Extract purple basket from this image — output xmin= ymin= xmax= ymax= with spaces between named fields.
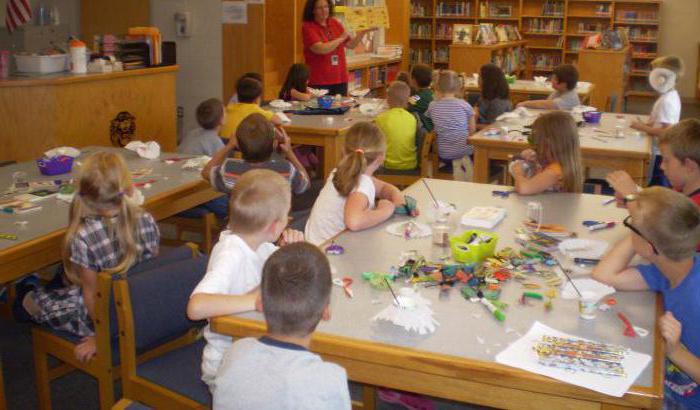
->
xmin=582 ymin=111 xmax=602 ymax=124
xmin=37 ymin=155 xmax=74 ymax=176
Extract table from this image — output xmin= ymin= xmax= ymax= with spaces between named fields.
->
xmin=464 ymin=80 xmax=594 ymax=106
xmin=212 ymin=179 xmax=663 ymax=409
xmin=470 ymin=110 xmax=653 ymax=185
xmin=0 ymin=66 xmax=177 ymax=163
xmin=268 ymin=101 xmax=384 ymax=178
xmin=0 ymin=147 xmax=221 ymax=285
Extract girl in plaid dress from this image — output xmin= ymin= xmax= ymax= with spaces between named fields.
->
xmin=18 ymin=152 xmax=160 ymax=362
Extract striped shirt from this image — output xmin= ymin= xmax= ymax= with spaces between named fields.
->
xmin=210 ymin=157 xmax=309 ymax=195
xmin=426 ymin=98 xmax=474 ymax=160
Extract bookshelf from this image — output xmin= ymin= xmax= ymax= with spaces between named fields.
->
xmin=449 ymin=40 xmax=527 ymax=76
xmin=578 ymin=46 xmax=629 ymax=111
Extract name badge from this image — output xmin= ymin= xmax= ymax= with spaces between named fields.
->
xmin=331 ymin=54 xmax=339 ymax=66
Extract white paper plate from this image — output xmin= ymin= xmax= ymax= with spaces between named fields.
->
xmin=269 ymin=99 xmax=292 ymax=109
xmin=308 ymin=88 xmax=329 ymax=97
xmin=558 ymin=239 xmax=609 ymax=259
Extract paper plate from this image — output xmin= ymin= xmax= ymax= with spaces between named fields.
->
xmin=350 ymin=88 xmax=370 ymax=98
xmin=308 ymin=88 xmax=329 ymax=97
xmin=558 ymin=239 xmax=609 ymax=260
xmin=359 ymin=102 xmax=383 ymax=116
xmin=269 ymin=99 xmax=292 ymax=109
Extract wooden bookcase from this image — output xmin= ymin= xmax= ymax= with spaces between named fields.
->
xmin=578 ymin=46 xmax=629 ymax=111
xmin=449 ymin=40 xmax=527 ymax=76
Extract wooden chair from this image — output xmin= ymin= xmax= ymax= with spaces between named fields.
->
xmin=161 ymin=212 xmax=221 ymax=254
xmin=32 ymin=245 xmax=201 ymax=410
xmin=111 ymin=399 xmax=152 ymax=410
xmin=430 ymin=137 xmax=455 ymax=181
xmin=113 ymin=252 xmax=210 ymax=409
xmin=376 ymin=132 xmax=435 ymax=188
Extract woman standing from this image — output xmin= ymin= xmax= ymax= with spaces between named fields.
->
xmin=302 ymin=0 xmax=374 ymax=96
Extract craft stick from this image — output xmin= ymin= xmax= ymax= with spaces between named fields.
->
xmin=552 ymin=257 xmax=582 ymax=298
xmin=385 ymin=278 xmax=402 ymax=308
xmin=422 ymin=179 xmax=439 ymax=208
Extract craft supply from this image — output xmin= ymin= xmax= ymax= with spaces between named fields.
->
xmin=477 ymin=290 xmax=506 ymax=322
xmin=0 ymin=233 xmax=18 ymax=241
xmin=551 ymin=256 xmax=582 ymax=298
xmin=394 ymin=195 xmax=418 ymax=215
xmin=422 ymin=179 xmax=439 ymax=208
xmin=617 ymin=312 xmax=638 ymax=337
xmin=602 ymin=197 xmax=617 ymax=206
xmin=579 ymin=291 xmax=598 ymax=320
xmin=587 ymin=221 xmax=615 ymax=231
xmin=333 ymin=277 xmax=354 ymax=298
xmin=385 ymin=278 xmax=401 ymax=308
xmin=461 ymin=207 xmax=506 ymax=229
xmin=386 ymin=221 xmax=431 ymax=239
xmin=526 ymin=201 xmax=543 ymax=230
xmin=492 ymin=190 xmax=513 ymax=198
xmin=574 ymin=258 xmax=600 ymax=266
xmin=372 ymin=287 xmax=438 ymax=335
xmin=12 ymin=171 xmax=29 ymax=192
xmin=325 ymin=242 xmax=344 ymax=255
xmin=431 ymin=218 xmax=450 ymax=247
xmin=534 ymin=335 xmax=627 ymax=377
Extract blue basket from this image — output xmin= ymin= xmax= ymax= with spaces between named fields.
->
xmin=37 ymin=155 xmax=74 ymax=176
xmin=318 ymin=95 xmax=334 ymax=109
xmin=582 ymin=111 xmax=602 ymax=124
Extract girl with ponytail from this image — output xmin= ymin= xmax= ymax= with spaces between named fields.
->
xmin=305 ymin=122 xmax=415 ymax=245
xmin=18 ymin=152 xmax=160 ymax=363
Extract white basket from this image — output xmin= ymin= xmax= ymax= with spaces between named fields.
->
xmin=15 ymin=54 xmax=67 ymax=74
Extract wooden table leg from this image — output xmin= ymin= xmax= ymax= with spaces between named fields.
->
xmin=322 ymin=133 xmax=346 ymax=179
xmin=473 ymin=147 xmax=490 ymax=184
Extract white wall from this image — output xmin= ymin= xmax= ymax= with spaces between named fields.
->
xmin=0 ymin=0 xmax=80 ymax=35
xmin=150 ymin=0 xmax=223 ymax=139
xmin=656 ymin=0 xmax=699 ymax=99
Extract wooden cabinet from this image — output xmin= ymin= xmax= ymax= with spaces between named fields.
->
xmin=449 ymin=40 xmax=527 ymax=76
xmin=578 ymin=47 xmax=629 ymax=111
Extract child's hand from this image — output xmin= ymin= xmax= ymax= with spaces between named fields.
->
xmin=74 ymin=336 xmax=97 ymax=363
xmin=659 ymin=311 xmax=682 ymax=355
xmin=276 ymin=127 xmax=292 ymax=153
xmin=377 ymin=199 xmax=395 ymax=215
xmin=279 ymin=228 xmax=304 ymax=245
xmin=606 ymin=171 xmax=638 ymax=197
xmin=521 ymin=148 xmax=537 ymax=162
xmin=630 ymin=118 xmax=646 ymax=132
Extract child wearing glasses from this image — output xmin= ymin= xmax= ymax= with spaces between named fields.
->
xmin=592 ymin=187 xmax=700 ymax=409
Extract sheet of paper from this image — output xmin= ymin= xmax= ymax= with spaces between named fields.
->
xmin=222 ymin=1 xmax=247 ymax=24
xmin=495 ymin=321 xmax=651 ymax=397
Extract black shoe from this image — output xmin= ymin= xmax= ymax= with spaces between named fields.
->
xmin=12 ymin=282 xmax=37 ymax=323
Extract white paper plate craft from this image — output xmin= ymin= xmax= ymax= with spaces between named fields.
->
xmin=372 ymin=287 xmax=439 ymax=335
xmin=269 ymin=99 xmax=292 ymax=109
xmin=308 ymin=87 xmax=329 ymax=97
xmin=350 ymin=88 xmax=370 ymax=98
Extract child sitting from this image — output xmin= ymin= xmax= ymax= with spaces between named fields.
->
xmin=591 ymin=187 xmax=700 ymax=410
xmin=214 ymin=242 xmax=350 ymax=409
xmin=221 ymin=76 xmax=282 ymax=139
xmin=517 ymin=64 xmax=580 ymax=111
xmin=203 ymin=113 xmax=309 ymax=195
xmin=511 ymin=111 xmax=583 ymax=194
xmin=187 ymin=169 xmax=304 ymax=392
xmin=228 ymin=72 xmax=263 ymax=105
xmin=16 ymin=152 xmax=159 ymax=363
xmin=279 ymin=63 xmax=313 ymax=102
xmin=375 ymin=81 xmax=424 ymax=171
xmin=630 ymin=56 xmax=683 ymax=137
xmin=177 ymin=98 xmax=229 ymax=219
xmin=305 ymin=122 xmax=416 ymax=245
xmin=425 ymin=70 xmax=475 ymax=181
xmin=407 ymin=63 xmax=434 ymax=131
xmin=475 ymin=63 xmax=512 ymax=129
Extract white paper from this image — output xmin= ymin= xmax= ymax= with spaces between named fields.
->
xmin=124 ymin=141 xmax=161 ymax=160
xmin=385 ymin=221 xmax=431 ymax=239
xmin=460 ymin=206 xmax=506 ymax=229
xmin=373 ymin=289 xmax=439 ymax=334
xmin=182 ymin=156 xmax=210 ymax=171
xmin=496 ymin=321 xmax=651 ymax=397
xmin=558 ymin=239 xmax=609 ymax=260
xmin=44 ymin=146 xmax=80 ymax=158
xmin=561 ymin=278 xmax=616 ymax=301
xmin=222 ymin=1 xmax=247 ymax=24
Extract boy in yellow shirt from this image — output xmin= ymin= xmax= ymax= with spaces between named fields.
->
xmin=375 ymin=81 xmax=424 ymax=171
xmin=221 ymin=76 xmax=282 ymax=139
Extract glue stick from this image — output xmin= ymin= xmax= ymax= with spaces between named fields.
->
xmin=477 ymin=291 xmax=506 ymax=322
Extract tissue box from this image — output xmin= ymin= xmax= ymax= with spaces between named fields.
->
xmin=37 ymin=155 xmax=74 ymax=176
xmin=450 ymin=230 xmax=498 ymax=264
xmin=15 ymin=54 xmax=67 ymax=74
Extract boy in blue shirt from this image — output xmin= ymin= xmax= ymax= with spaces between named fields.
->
xmin=592 ymin=187 xmax=700 ymax=409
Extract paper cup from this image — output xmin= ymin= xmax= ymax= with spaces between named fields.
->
xmin=578 ymin=291 xmax=598 ymax=320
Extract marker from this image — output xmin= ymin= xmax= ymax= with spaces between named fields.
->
xmin=602 ymin=197 xmax=616 ymax=206
xmin=574 ymin=257 xmax=600 ymax=266
xmin=587 ymin=221 xmax=616 ymax=231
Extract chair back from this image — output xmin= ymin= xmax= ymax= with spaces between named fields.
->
xmin=420 ymin=132 xmax=435 ymax=178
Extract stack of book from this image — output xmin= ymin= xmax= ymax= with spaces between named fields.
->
xmin=376 ymin=44 xmax=403 ymax=58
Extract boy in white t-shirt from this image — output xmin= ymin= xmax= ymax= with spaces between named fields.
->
xmin=186 ymin=169 xmax=304 ymax=393
xmin=631 ymin=56 xmax=683 ymax=137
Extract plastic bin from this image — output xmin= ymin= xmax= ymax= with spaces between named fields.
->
xmin=15 ymin=54 xmax=67 ymax=74
xmin=450 ymin=230 xmax=499 ymax=264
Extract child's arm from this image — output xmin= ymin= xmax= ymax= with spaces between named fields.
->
xmin=277 ymin=127 xmax=310 ymax=193
xmin=661 ymin=311 xmax=700 ymax=384
xmin=512 ymin=162 xmax=560 ymax=195
xmin=291 ymin=88 xmax=312 ymax=102
xmin=310 ymin=32 xmax=350 ymax=55
xmin=591 ymin=235 xmax=649 ymax=291
xmin=517 ymin=99 xmax=557 ymax=110
xmin=344 ymin=192 xmax=395 ymax=231
xmin=187 ymin=291 xmax=258 ymax=321
xmin=630 ymin=119 xmax=669 ymax=136
xmin=373 ymin=177 xmax=404 ymax=205
xmin=468 ymin=111 xmax=476 ymax=135
xmin=202 ymin=138 xmax=236 ymax=181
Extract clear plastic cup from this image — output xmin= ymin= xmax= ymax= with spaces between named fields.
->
xmin=579 ymin=291 xmax=598 ymax=320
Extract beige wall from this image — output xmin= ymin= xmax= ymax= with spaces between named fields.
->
xmin=658 ymin=0 xmax=700 ymax=99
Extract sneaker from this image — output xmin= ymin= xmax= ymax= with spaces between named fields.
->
xmin=378 ymin=388 xmax=435 ymax=410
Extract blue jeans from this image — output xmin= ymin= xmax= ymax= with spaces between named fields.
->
xmin=177 ymin=195 xmax=229 ymax=219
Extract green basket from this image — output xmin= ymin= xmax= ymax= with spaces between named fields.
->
xmin=449 ymin=230 xmax=499 ymax=264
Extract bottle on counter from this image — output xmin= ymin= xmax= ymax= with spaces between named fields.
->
xmin=69 ymin=39 xmax=87 ymax=74
xmin=36 ymin=2 xmax=48 ymax=25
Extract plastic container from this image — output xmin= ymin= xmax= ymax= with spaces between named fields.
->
xmin=318 ymin=95 xmax=334 ymax=109
xmin=37 ymin=155 xmax=74 ymax=176
xmin=15 ymin=54 xmax=67 ymax=73
xmin=582 ymin=111 xmax=602 ymax=124
xmin=449 ymin=230 xmax=498 ymax=264
xmin=70 ymin=39 xmax=87 ymax=74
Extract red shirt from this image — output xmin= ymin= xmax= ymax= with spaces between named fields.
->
xmin=302 ymin=18 xmax=349 ymax=86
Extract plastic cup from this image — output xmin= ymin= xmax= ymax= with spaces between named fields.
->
xmin=578 ymin=291 xmax=598 ymax=320
xmin=12 ymin=171 xmax=29 ymax=192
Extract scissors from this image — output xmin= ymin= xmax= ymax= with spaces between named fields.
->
xmin=332 ymin=277 xmax=354 ymax=298
xmin=492 ymin=190 xmax=514 ymax=198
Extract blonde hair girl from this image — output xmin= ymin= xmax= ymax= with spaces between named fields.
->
xmin=20 ymin=151 xmax=160 ymax=363
xmin=305 ymin=122 xmax=417 ymax=245
xmin=512 ymin=111 xmax=583 ymax=194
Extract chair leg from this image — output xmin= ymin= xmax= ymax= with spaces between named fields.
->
xmin=362 ymin=385 xmax=376 ymax=410
xmin=32 ymin=335 xmax=52 ymax=410
xmin=96 ymin=369 xmax=115 ymax=410
xmin=202 ymin=213 xmax=216 ymax=254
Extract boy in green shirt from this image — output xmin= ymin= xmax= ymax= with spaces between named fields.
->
xmin=407 ymin=64 xmax=434 ymax=132
xmin=376 ymin=81 xmax=423 ymax=170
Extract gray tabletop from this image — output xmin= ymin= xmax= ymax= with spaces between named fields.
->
xmin=237 ymin=179 xmax=655 ymax=388
xmin=266 ymin=99 xmax=386 ymax=132
xmin=0 ymin=146 xmax=207 ymax=252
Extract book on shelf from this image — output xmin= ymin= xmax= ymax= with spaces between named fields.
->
xmin=489 ymin=3 xmax=512 ymax=17
xmin=436 ymin=46 xmax=449 ymax=63
xmin=452 ymin=24 xmax=473 ymax=44
xmin=437 ymin=1 xmax=471 ymax=17
xmin=576 ymin=21 xmax=608 ymax=35
xmin=616 ymin=9 xmax=658 ymax=22
xmin=410 ymin=48 xmax=433 ymax=65
xmin=410 ymin=1 xmax=429 ymax=17
xmin=541 ymin=0 xmax=564 ymax=17
xmin=594 ymin=4 xmax=611 ymax=17
xmin=376 ymin=45 xmax=403 ymax=58
xmin=525 ymin=18 xmax=562 ymax=34
xmin=531 ymin=52 xmax=561 ymax=70
xmin=437 ymin=22 xmax=453 ymax=39
xmin=474 ymin=23 xmax=497 ymax=45
xmin=410 ymin=22 xmax=432 ymax=38
xmin=495 ymin=25 xmax=508 ymax=42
